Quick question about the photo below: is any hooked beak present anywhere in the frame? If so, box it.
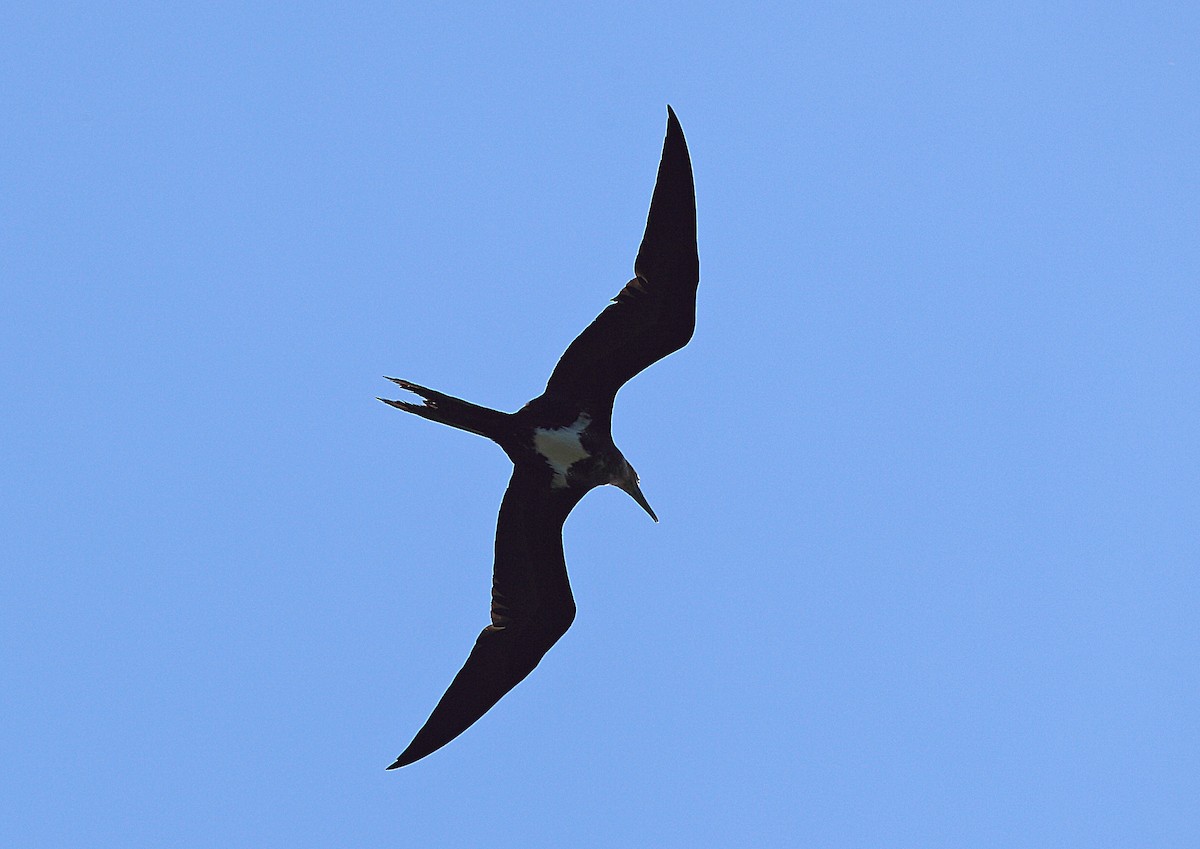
[616,478,659,523]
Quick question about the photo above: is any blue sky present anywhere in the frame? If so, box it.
[3,2,1197,846]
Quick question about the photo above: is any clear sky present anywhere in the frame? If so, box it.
[3,3,1197,847]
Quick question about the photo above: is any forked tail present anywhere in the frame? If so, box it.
[378,377,509,441]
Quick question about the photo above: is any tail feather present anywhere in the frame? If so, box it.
[379,378,508,441]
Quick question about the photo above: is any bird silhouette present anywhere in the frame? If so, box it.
[380,106,698,769]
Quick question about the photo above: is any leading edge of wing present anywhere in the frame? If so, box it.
[543,106,699,402]
[387,471,578,769]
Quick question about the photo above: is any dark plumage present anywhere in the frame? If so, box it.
[380,106,698,769]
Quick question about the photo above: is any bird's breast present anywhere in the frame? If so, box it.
[531,413,593,489]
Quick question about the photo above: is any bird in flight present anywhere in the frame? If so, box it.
[380,106,698,769]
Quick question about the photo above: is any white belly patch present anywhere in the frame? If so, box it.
[533,413,592,488]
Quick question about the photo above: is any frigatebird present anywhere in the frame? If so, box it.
[379,106,698,769]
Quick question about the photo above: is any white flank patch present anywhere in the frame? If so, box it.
[533,414,592,488]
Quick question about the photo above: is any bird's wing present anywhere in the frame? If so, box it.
[543,106,699,406]
[387,469,581,769]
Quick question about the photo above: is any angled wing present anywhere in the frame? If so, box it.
[544,106,699,405]
[387,469,580,768]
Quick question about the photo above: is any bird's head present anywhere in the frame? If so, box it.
[612,460,658,523]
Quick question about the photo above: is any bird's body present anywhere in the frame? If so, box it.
[531,413,594,490]
[380,107,697,768]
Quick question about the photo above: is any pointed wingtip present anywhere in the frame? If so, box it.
[387,744,424,769]
[632,103,696,289]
